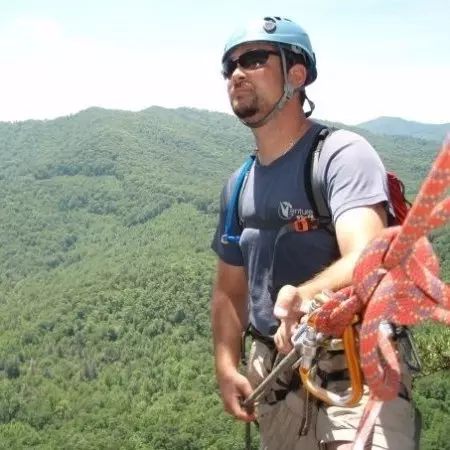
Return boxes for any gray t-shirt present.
[211,123,391,337]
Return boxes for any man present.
[210,16,416,450]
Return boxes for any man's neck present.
[253,114,313,166]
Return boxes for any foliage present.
[0,106,448,449]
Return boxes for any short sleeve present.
[319,130,390,223]
[211,176,245,266]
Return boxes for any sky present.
[0,0,449,125]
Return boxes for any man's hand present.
[273,285,312,354]
[217,369,256,422]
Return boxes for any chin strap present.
[242,47,314,128]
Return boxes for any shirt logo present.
[278,201,313,220]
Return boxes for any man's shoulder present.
[321,128,380,163]
[325,128,372,149]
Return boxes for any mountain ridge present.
[357,115,449,142]
[3,106,448,141]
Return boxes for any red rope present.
[312,136,450,449]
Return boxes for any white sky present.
[0,0,448,125]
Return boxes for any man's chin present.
[233,105,259,120]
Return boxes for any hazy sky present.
[1,0,449,125]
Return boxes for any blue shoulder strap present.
[221,155,256,245]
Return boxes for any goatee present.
[233,104,259,119]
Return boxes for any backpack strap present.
[304,126,338,235]
[221,155,255,245]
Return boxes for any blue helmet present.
[221,16,317,86]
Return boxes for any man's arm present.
[273,203,387,352]
[211,259,255,421]
[209,172,255,420]
[211,259,248,375]
[299,202,387,300]
[298,130,390,300]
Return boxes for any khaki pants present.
[247,340,417,450]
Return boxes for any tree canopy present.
[0,106,448,449]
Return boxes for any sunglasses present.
[222,49,279,79]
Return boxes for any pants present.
[247,340,418,450]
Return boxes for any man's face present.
[223,43,284,123]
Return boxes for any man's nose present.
[230,64,247,81]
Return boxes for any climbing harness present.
[241,294,364,449]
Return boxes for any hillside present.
[357,116,450,142]
[0,106,448,450]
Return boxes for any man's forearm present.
[299,250,361,300]
[211,290,248,376]
[299,204,388,300]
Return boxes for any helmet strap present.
[303,91,315,118]
[241,47,305,129]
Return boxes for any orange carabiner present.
[299,316,363,408]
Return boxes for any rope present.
[311,136,450,449]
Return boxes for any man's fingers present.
[228,396,255,422]
[274,327,293,354]
[222,374,256,422]
[274,305,289,319]
[237,375,254,398]
[274,285,299,316]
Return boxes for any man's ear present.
[288,64,307,89]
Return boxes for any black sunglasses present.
[222,49,279,79]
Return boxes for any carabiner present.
[299,314,363,408]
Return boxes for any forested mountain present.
[357,116,450,142]
[0,106,448,449]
